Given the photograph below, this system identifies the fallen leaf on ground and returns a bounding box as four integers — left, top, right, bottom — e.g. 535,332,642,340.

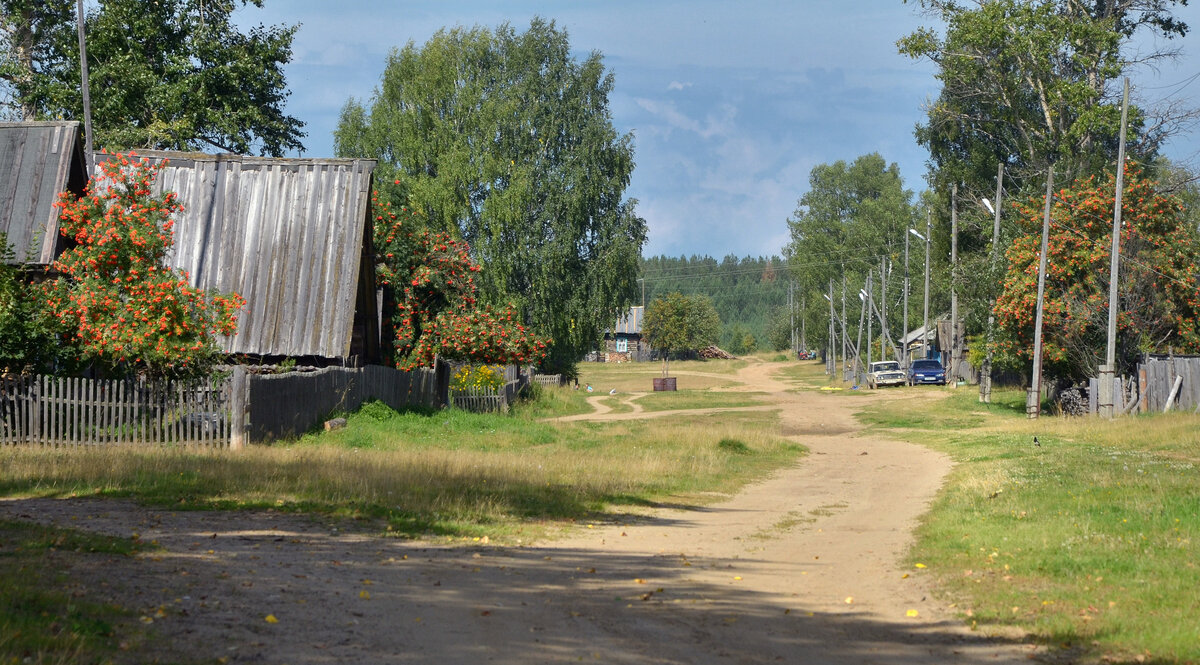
264,614,278,624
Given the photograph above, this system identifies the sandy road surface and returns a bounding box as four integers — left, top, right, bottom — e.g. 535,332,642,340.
0,360,1040,664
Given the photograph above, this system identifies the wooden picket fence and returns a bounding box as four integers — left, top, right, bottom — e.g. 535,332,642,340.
0,374,232,447
450,381,524,413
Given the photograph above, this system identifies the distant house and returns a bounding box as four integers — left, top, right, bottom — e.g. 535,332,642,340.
0,121,88,266
93,150,382,365
599,306,649,362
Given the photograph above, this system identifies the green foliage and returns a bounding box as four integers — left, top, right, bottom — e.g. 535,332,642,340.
335,18,645,372
641,254,789,352
642,292,721,363
372,199,549,369
0,234,60,373
43,153,245,378
785,153,920,350
1,0,304,155
992,163,1200,380
898,0,1188,193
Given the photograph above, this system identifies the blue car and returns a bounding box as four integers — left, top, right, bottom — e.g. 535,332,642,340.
908,359,946,386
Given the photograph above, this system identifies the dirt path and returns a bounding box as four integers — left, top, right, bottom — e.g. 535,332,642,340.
0,360,1040,664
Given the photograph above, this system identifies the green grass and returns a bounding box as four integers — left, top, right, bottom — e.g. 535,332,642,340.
861,388,1200,663
1,392,802,544
0,521,149,664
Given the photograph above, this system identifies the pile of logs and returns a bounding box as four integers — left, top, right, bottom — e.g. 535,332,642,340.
698,345,736,360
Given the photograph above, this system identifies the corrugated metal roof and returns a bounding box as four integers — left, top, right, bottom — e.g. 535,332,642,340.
0,122,85,264
613,306,643,335
97,151,377,359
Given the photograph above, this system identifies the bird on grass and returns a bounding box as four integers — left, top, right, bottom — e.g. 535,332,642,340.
1034,436,1041,447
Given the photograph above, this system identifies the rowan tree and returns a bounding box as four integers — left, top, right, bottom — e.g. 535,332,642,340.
372,199,550,370
43,153,245,378
992,162,1200,380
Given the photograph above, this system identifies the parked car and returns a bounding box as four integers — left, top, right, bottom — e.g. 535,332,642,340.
907,358,947,386
867,360,906,388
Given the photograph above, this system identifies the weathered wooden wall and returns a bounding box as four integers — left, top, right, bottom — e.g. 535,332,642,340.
0,121,86,265
96,151,377,360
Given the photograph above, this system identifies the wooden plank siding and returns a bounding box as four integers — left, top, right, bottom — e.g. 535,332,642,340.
0,122,88,265
94,151,378,361
244,365,441,442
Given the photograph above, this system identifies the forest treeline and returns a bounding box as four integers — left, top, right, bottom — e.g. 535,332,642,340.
639,255,792,355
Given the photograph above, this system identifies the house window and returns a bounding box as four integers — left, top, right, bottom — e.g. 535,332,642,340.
616,338,628,353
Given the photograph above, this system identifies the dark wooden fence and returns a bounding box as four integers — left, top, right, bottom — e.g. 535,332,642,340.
1,374,232,447
239,364,445,442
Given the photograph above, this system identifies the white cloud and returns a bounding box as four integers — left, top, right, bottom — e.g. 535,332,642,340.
666,81,692,91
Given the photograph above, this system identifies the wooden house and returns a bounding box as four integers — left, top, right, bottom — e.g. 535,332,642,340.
1,123,382,365
0,121,88,266
94,150,382,365
601,306,649,362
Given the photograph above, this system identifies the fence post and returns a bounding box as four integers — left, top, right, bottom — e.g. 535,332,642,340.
229,366,248,450
435,357,451,409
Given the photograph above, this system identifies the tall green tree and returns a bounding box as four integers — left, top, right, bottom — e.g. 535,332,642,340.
336,18,645,373
898,0,1190,194
784,154,918,350
1,0,304,155
992,163,1200,380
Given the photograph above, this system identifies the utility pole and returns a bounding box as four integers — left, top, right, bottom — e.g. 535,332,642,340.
950,184,959,387
982,162,1004,403
855,287,867,385
789,282,795,355
1028,168,1055,419
1099,78,1131,419
921,213,931,360
903,229,910,368
841,273,848,380
880,257,889,359
76,0,94,171
866,270,874,369
828,279,836,375
801,294,807,351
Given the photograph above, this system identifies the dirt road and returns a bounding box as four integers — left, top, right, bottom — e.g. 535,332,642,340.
1,360,1039,664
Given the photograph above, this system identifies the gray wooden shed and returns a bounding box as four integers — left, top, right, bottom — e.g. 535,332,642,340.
0,121,88,265
95,150,381,364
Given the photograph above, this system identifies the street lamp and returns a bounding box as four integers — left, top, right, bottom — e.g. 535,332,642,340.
910,225,931,360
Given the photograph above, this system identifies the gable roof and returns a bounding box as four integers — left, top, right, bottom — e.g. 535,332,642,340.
0,121,87,264
613,306,644,335
96,150,377,359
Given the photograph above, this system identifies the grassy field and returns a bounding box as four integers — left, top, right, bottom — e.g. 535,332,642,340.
861,388,1200,663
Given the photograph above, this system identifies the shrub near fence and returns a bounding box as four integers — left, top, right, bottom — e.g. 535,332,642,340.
1,374,232,447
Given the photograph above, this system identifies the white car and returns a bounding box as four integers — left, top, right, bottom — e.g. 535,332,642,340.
867,361,906,389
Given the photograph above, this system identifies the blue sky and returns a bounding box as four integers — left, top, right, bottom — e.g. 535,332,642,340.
237,1,1200,260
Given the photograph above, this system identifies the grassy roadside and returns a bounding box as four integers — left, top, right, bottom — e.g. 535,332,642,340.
860,387,1200,664
1,362,801,664
0,520,150,665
